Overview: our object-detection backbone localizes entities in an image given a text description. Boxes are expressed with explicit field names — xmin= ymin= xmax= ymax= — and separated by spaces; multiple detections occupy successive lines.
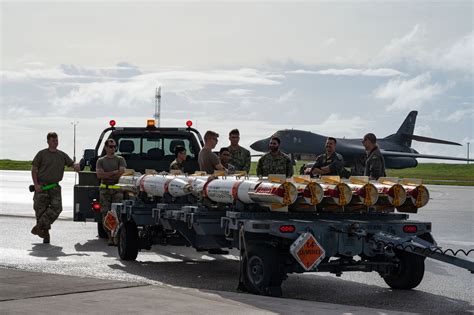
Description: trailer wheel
xmin=118 ymin=221 xmax=139 ymax=261
xmin=242 ymin=245 xmax=284 ymax=297
xmin=383 ymin=251 xmax=425 ymax=289
xmin=97 ymin=222 xmax=108 ymax=239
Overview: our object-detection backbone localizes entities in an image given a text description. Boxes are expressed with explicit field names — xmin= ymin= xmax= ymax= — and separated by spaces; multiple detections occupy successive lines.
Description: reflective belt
xmin=41 ymin=183 xmax=59 ymax=191
xmin=99 ymin=184 xmax=121 ymax=189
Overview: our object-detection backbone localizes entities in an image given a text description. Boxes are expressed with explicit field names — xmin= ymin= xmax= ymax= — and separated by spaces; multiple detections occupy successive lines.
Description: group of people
xmin=31 ymin=133 xmax=125 ymax=245
xmin=303 ymin=133 xmax=386 ymax=180
xmin=30 ymin=129 xmax=386 ymax=245
xmin=170 ymin=128 xmax=252 ymax=175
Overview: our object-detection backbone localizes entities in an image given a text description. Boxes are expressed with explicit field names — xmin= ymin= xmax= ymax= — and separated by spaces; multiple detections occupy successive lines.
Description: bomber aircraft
xmin=250 ymin=111 xmax=473 ymax=173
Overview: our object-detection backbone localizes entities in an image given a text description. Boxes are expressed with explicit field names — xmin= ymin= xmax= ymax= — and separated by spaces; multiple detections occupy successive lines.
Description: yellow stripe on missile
xmin=321 ymin=176 xmax=341 ymax=184
xmin=349 ymin=176 xmax=369 ymax=185
xmin=401 ymin=178 xmax=423 ymax=186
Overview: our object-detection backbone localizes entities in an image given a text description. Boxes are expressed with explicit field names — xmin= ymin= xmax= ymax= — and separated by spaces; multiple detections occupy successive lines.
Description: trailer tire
xmin=242 ymin=245 xmax=284 ymax=297
xmin=383 ymin=251 xmax=425 ymax=290
xmin=97 ymin=221 xmax=108 ymax=239
xmin=118 ymin=221 xmax=139 ymax=261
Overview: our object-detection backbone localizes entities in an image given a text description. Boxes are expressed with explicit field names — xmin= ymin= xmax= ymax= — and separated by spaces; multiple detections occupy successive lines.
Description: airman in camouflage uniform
xmin=306 ymin=137 xmax=345 ymax=177
xmin=219 ymin=147 xmax=236 ymax=174
xmin=256 ymin=136 xmax=294 ymax=177
xmin=96 ymin=139 xmax=126 ymax=245
xmin=362 ymin=133 xmax=386 ymax=180
xmin=31 ymin=132 xmax=80 ymax=243
xmin=227 ymin=129 xmax=251 ymax=172
xmin=169 ymin=145 xmax=186 ymax=173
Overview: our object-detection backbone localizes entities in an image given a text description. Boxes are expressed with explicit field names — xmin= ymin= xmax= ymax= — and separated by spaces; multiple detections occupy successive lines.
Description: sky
xmin=1 ymin=0 xmax=473 ymax=163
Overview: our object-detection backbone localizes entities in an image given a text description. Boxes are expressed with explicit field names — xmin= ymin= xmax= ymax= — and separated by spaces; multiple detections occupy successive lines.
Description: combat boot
xmin=43 ymin=230 xmax=50 ymax=244
xmin=31 ymin=225 xmax=48 ymax=238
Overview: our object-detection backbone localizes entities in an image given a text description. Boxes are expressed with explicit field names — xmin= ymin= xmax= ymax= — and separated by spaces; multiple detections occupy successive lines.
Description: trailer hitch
xmin=372 ymin=232 xmax=474 ymax=273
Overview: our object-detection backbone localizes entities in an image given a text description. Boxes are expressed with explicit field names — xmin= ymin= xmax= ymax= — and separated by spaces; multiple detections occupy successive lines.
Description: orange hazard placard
xmin=103 ymin=210 xmax=118 ymax=232
xmin=290 ymin=232 xmax=325 ymax=271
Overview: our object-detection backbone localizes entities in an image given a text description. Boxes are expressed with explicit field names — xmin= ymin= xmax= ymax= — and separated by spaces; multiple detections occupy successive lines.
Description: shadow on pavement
xmin=74 ymin=239 xmax=119 ymax=258
xmin=29 ymin=244 xmax=89 ymax=261
xmin=108 ymin=254 xmax=472 ymax=314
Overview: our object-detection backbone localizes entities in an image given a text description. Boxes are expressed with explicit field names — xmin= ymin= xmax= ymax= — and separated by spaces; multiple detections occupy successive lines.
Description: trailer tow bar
xmin=373 ymin=232 xmax=474 ymax=273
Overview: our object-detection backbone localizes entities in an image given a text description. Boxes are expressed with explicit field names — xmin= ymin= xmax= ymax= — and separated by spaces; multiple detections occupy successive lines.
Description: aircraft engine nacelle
xmin=384 ymin=157 xmax=418 ymax=169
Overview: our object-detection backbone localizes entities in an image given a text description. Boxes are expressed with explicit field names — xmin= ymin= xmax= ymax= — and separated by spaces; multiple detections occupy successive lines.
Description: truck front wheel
xmin=118 ymin=221 xmax=139 ymax=261
xmin=383 ymin=251 xmax=425 ymax=289
xmin=242 ymin=245 xmax=285 ymax=297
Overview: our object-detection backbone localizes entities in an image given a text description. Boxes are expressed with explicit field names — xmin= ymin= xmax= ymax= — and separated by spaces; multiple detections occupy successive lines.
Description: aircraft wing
xmin=380 ymin=150 xmax=474 ymax=162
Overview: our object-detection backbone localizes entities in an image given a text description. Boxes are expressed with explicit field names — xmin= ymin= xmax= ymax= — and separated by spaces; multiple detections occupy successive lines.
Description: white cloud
xmin=446 ymin=107 xmax=474 ymax=122
xmin=322 ymin=37 xmax=335 ymax=47
xmin=225 ymin=89 xmax=253 ymax=96
xmin=311 ymin=114 xmax=370 ymax=138
xmin=373 ymin=73 xmax=450 ymax=110
xmin=317 ymin=68 xmax=406 ymax=77
xmin=1 ymin=65 xmax=284 ymax=119
xmin=286 ymin=68 xmax=405 ymax=77
xmin=286 ymin=69 xmax=318 ymax=74
xmin=371 ymin=24 xmax=426 ymax=67
xmin=277 ymin=89 xmax=295 ymax=103
xmin=372 ymin=25 xmax=473 ymax=74
xmin=0 ymin=68 xmax=72 ymax=81
xmin=437 ymin=33 xmax=474 ymax=73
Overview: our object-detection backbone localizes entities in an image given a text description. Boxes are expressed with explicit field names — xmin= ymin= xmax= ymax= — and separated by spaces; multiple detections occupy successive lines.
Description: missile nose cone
xmin=250 ymin=137 xmax=270 ymax=152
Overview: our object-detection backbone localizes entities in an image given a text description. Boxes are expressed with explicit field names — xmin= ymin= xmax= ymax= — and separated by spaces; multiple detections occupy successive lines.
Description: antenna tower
xmin=155 ymin=87 xmax=161 ymax=127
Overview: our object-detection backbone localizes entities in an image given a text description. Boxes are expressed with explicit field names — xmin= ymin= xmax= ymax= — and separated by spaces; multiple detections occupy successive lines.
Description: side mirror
xmin=83 ymin=149 xmax=96 ymax=166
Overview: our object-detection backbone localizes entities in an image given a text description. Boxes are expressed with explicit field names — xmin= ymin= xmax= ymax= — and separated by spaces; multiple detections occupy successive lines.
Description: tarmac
xmin=0 ymin=171 xmax=416 ymax=314
xmin=0 ymin=266 xmax=415 ymax=314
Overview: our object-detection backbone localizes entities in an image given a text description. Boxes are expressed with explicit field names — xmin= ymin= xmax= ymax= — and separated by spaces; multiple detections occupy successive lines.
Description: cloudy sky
xmin=1 ymin=1 xmax=473 ymax=162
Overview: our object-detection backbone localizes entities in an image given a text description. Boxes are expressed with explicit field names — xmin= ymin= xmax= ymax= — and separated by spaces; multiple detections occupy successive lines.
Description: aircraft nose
xmin=250 ymin=137 xmax=270 ymax=152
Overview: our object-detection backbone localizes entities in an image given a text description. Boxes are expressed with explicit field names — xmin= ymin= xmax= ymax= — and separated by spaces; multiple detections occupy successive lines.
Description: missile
xmin=396 ymin=179 xmax=430 ymax=213
xmin=375 ymin=177 xmax=407 ymax=207
xmin=200 ymin=177 xmax=298 ymax=209
xmin=247 ymin=181 xmax=298 ymax=207
xmin=347 ymin=177 xmax=379 ymax=207
xmin=137 ymin=174 xmax=193 ymax=197
xmin=182 ymin=175 xmax=211 ymax=197
xmin=117 ymin=174 xmax=142 ymax=192
xmin=291 ymin=176 xmax=324 ymax=206
xmin=317 ymin=176 xmax=352 ymax=206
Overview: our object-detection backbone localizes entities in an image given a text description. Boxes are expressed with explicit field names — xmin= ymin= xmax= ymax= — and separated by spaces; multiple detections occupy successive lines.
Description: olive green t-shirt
xmin=96 ymin=155 xmax=127 ymax=185
xmin=198 ymin=148 xmax=220 ymax=174
xmin=32 ymin=149 xmax=74 ymax=184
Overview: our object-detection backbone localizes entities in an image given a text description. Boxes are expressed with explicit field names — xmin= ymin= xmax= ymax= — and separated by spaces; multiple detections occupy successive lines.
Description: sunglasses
xmin=108 ymin=145 xmax=116 ymax=148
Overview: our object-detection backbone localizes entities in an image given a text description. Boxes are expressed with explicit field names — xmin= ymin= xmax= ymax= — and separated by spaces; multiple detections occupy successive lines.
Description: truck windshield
xmin=115 ymin=136 xmax=196 ymax=160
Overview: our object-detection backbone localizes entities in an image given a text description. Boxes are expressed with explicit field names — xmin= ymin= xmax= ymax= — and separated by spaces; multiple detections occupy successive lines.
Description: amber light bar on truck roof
xmin=147 ymin=119 xmax=155 ymax=128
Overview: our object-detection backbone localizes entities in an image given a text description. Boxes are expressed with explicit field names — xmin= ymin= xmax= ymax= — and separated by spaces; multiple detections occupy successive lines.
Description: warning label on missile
xmin=290 ymin=232 xmax=325 ymax=271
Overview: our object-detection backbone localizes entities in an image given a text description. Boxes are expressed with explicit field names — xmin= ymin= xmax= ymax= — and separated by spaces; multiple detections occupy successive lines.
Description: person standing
xmin=198 ymin=130 xmax=225 ymax=174
xmin=31 ymin=132 xmax=80 ymax=243
xmin=96 ymin=139 xmax=126 ymax=245
xmin=256 ymin=136 xmax=294 ymax=177
xmin=306 ymin=137 xmax=345 ymax=177
xmin=227 ymin=129 xmax=251 ymax=173
xmin=362 ymin=133 xmax=386 ymax=180
xmin=169 ymin=145 xmax=187 ymax=173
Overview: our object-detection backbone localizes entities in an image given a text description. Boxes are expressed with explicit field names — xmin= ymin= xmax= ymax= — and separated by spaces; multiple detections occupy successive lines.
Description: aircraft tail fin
xmin=388 ymin=110 xmax=461 ymax=146
xmin=394 ymin=111 xmax=417 ymax=147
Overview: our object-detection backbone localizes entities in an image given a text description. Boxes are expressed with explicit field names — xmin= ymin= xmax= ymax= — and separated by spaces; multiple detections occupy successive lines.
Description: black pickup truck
xmin=73 ymin=120 xmax=204 ymax=237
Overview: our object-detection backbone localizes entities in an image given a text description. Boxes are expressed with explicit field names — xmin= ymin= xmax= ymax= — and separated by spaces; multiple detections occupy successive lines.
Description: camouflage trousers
xmin=99 ymin=188 xmax=123 ymax=223
xmin=33 ymin=186 xmax=62 ymax=230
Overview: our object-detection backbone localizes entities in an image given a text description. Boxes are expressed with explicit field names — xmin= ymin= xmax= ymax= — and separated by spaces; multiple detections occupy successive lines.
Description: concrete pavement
xmin=0 ymin=267 xmax=413 ymax=314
